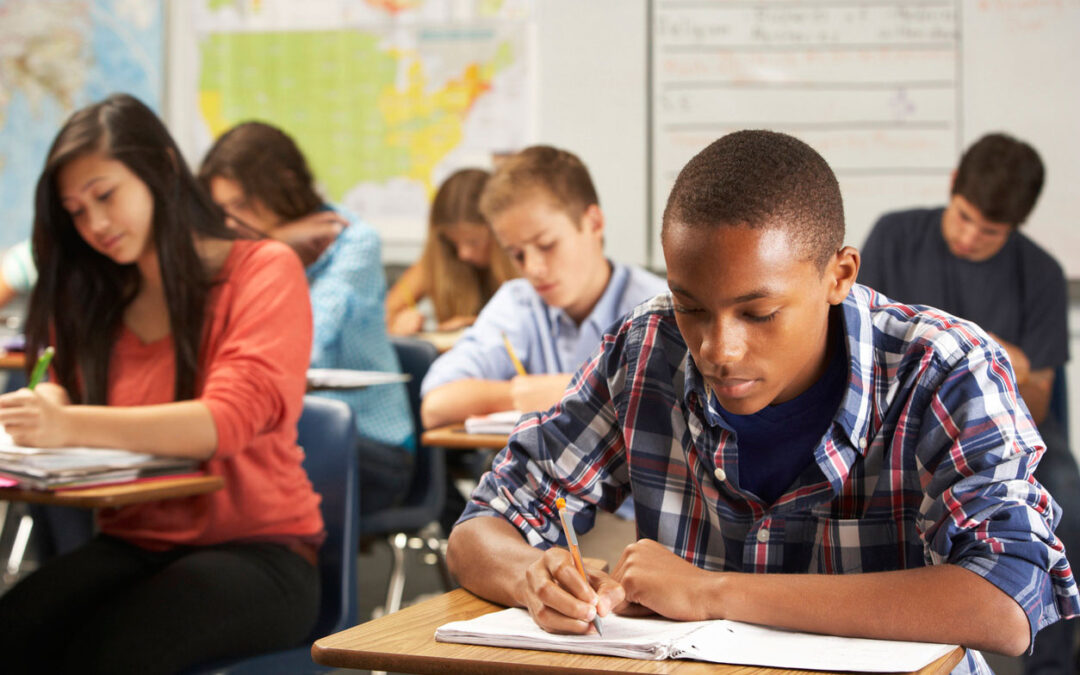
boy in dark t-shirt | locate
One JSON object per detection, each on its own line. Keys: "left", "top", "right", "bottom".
{"left": 861, "top": 132, "right": 1077, "bottom": 674}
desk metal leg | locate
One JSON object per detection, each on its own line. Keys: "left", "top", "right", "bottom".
{"left": 5, "top": 512, "right": 33, "bottom": 581}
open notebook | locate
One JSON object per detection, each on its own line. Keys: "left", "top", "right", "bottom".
{"left": 435, "top": 607, "right": 958, "bottom": 672}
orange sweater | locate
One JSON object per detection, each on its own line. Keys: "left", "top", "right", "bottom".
{"left": 98, "top": 239, "right": 324, "bottom": 549}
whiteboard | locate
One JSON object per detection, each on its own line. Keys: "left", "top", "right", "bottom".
{"left": 649, "top": 0, "right": 1080, "bottom": 276}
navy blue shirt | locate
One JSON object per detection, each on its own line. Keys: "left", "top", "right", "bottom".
{"left": 859, "top": 207, "right": 1068, "bottom": 372}
{"left": 721, "top": 319, "right": 848, "bottom": 505}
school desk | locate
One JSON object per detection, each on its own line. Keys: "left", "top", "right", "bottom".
{"left": 311, "top": 588, "right": 966, "bottom": 675}
{"left": 0, "top": 352, "right": 25, "bottom": 371}
{"left": 421, "top": 424, "right": 508, "bottom": 450}
{"left": 306, "top": 368, "right": 410, "bottom": 391}
{"left": 0, "top": 474, "right": 224, "bottom": 580}
{"left": 416, "top": 328, "right": 466, "bottom": 354}
{"left": 0, "top": 474, "right": 224, "bottom": 508}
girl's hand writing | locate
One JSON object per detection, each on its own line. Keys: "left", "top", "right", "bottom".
{"left": 0, "top": 383, "right": 72, "bottom": 447}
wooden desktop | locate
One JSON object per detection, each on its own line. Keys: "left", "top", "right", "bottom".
{"left": 312, "top": 588, "right": 965, "bottom": 675}
{"left": 0, "top": 474, "right": 224, "bottom": 508}
{"left": 421, "top": 424, "right": 508, "bottom": 450}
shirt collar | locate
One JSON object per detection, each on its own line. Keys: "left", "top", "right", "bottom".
{"left": 544, "top": 260, "right": 627, "bottom": 333}
{"left": 834, "top": 285, "right": 875, "bottom": 456}
{"left": 679, "top": 287, "right": 875, "bottom": 455}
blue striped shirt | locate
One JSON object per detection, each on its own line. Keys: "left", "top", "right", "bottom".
{"left": 460, "top": 285, "right": 1079, "bottom": 674}
{"left": 421, "top": 261, "right": 667, "bottom": 395}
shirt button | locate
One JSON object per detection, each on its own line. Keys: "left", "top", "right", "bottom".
{"left": 714, "top": 467, "right": 726, "bottom": 482}
{"left": 757, "top": 529, "right": 770, "bottom": 543}
{"left": 859, "top": 438, "right": 868, "bottom": 449}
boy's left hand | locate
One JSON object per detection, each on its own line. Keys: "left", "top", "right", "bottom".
{"left": 0, "top": 384, "right": 72, "bottom": 447}
{"left": 610, "top": 539, "right": 720, "bottom": 621}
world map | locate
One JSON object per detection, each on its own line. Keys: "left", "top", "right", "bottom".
{"left": 0, "top": 0, "right": 163, "bottom": 250}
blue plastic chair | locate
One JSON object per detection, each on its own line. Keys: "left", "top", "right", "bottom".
{"left": 195, "top": 395, "right": 359, "bottom": 674}
{"left": 357, "top": 337, "right": 450, "bottom": 615}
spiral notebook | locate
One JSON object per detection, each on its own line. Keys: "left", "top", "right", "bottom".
{"left": 435, "top": 607, "right": 958, "bottom": 672}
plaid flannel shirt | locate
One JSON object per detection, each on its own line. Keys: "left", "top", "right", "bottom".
{"left": 460, "top": 284, "right": 1079, "bottom": 674}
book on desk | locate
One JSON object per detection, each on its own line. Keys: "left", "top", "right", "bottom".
{"left": 0, "top": 433, "right": 198, "bottom": 490}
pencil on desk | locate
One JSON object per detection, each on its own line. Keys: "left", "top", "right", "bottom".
{"left": 501, "top": 332, "right": 527, "bottom": 376}
{"left": 555, "top": 497, "right": 603, "bottom": 635}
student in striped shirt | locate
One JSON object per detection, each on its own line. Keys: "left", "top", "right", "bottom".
{"left": 445, "top": 130, "right": 1079, "bottom": 674}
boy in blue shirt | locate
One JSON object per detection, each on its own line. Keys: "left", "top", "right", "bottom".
{"left": 420, "top": 145, "right": 666, "bottom": 429}
{"left": 446, "top": 131, "right": 1078, "bottom": 673}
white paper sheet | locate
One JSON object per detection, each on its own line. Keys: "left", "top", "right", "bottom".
{"left": 435, "top": 607, "right": 958, "bottom": 672}
{"left": 306, "top": 369, "right": 410, "bottom": 390}
{"left": 463, "top": 410, "right": 523, "bottom": 434}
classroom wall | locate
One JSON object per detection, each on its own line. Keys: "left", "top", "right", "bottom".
{"left": 166, "top": 0, "right": 1080, "bottom": 460}
{"left": 531, "top": 0, "right": 650, "bottom": 268}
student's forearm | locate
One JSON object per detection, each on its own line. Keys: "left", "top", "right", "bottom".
{"left": 386, "top": 263, "right": 425, "bottom": 316}
{"left": 713, "top": 565, "right": 1029, "bottom": 656}
{"left": 447, "top": 515, "right": 544, "bottom": 608}
{"left": 61, "top": 401, "right": 218, "bottom": 460}
{"left": 1019, "top": 370, "right": 1053, "bottom": 426}
{"left": 420, "top": 379, "right": 513, "bottom": 429}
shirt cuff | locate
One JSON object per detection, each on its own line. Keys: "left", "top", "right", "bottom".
{"left": 953, "top": 553, "right": 1060, "bottom": 654}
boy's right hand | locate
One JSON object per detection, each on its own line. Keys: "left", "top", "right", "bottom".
{"left": 510, "top": 373, "right": 574, "bottom": 414}
{"left": 519, "top": 547, "right": 624, "bottom": 634}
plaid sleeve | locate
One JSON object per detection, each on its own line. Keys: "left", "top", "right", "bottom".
{"left": 914, "top": 332, "right": 1080, "bottom": 646}
{"left": 458, "top": 322, "right": 634, "bottom": 547}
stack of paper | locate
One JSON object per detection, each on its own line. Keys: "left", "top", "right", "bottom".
{"left": 306, "top": 368, "right": 410, "bottom": 390}
{"left": 0, "top": 433, "right": 197, "bottom": 490}
{"left": 463, "top": 410, "right": 522, "bottom": 435}
{"left": 435, "top": 607, "right": 959, "bottom": 672}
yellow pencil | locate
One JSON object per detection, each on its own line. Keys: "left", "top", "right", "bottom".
{"left": 555, "top": 497, "right": 603, "bottom": 635}
{"left": 501, "top": 332, "right": 527, "bottom": 376}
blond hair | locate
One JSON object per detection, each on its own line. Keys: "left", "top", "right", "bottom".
{"left": 478, "top": 145, "right": 599, "bottom": 225}
{"left": 421, "top": 169, "right": 518, "bottom": 321}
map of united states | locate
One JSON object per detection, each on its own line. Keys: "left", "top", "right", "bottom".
{"left": 198, "top": 30, "right": 513, "bottom": 201}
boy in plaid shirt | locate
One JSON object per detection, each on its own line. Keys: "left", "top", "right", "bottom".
{"left": 446, "top": 131, "right": 1078, "bottom": 673}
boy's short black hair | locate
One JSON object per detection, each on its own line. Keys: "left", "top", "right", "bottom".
{"left": 662, "top": 130, "right": 844, "bottom": 271}
{"left": 952, "top": 133, "right": 1044, "bottom": 227}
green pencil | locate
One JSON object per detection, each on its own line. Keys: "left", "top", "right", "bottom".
{"left": 27, "top": 346, "right": 55, "bottom": 390}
